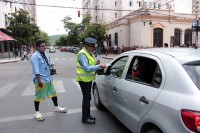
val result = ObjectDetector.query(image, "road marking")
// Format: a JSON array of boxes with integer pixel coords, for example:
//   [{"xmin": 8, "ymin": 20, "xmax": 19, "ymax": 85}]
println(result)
[
  {"xmin": 54, "ymin": 58, "xmax": 59, "ymax": 60},
  {"xmin": 73, "ymin": 79, "xmax": 81, "ymax": 91},
  {"xmin": 0, "ymin": 107, "xmax": 97, "ymax": 123},
  {"xmin": 55, "ymin": 80, "xmax": 65, "ymax": 92},
  {"xmin": 21, "ymin": 82, "xmax": 34, "ymax": 96},
  {"xmin": 0, "ymin": 83, "xmax": 18, "ymax": 97},
  {"xmin": 22, "ymin": 80, "xmax": 65, "ymax": 96}
]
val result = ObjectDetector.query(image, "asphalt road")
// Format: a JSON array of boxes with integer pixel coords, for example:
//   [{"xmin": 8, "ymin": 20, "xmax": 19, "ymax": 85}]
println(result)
[{"xmin": 0, "ymin": 49, "xmax": 131, "ymax": 133}]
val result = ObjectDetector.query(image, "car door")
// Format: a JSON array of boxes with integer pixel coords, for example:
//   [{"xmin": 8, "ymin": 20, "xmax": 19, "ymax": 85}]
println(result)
[
  {"xmin": 112, "ymin": 55, "xmax": 164, "ymax": 132},
  {"xmin": 98, "ymin": 56, "xmax": 130, "ymax": 112}
]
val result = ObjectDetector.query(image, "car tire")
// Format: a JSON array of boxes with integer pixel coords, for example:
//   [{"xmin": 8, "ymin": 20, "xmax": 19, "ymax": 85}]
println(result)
[
  {"xmin": 93, "ymin": 85, "xmax": 103, "ymax": 109},
  {"xmin": 146, "ymin": 128, "xmax": 162, "ymax": 133}
]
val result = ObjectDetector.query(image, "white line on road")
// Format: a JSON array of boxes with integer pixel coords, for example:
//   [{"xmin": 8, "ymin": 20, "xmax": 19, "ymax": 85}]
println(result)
[
  {"xmin": 0, "ymin": 107, "xmax": 97, "ymax": 123},
  {"xmin": 21, "ymin": 82, "xmax": 34, "ymax": 96},
  {"xmin": 73, "ymin": 79, "xmax": 81, "ymax": 91},
  {"xmin": 55, "ymin": 80, "xmax": 65, "ymax": 93},
  {"xmin": 0, "ymin": 83, "xmax": 18, "ymax": 97}
]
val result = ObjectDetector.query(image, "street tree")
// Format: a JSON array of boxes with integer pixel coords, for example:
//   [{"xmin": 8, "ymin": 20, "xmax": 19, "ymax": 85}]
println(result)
[
  {"xmin": 34, "ymin": 31, "xmax": 50, "ymax": 45},
  {"xmin": 7, "ymin": 9, "xmax": 39, "ymax": 56}
]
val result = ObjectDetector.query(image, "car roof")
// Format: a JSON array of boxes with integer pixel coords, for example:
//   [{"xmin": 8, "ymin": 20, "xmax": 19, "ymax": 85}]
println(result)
[{"xmin": 124, "ymin": 48, "xmax": 200, "ymax": 64}]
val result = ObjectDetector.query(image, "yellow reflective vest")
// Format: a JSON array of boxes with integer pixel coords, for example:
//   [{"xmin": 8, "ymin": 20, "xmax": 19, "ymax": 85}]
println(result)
[{"xmin": 76, "ymin": 49, "xmax": 96, "ymax": 82}]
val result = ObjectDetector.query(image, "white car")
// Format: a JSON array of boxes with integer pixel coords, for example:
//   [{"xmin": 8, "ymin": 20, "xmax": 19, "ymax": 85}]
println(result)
[
  {"xmin": 93, "ymin": 48, "xmax": 200, "ymax": 133},
  {"xmin": 49, "ymin": 46, "xmax": 56, "ymax": 53}
]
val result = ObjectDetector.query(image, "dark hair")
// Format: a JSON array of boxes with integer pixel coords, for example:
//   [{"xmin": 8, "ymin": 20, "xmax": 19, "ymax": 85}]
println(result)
[{"xmin": 36, "ymin": 39, "xmax": 45, "ymax": 47}]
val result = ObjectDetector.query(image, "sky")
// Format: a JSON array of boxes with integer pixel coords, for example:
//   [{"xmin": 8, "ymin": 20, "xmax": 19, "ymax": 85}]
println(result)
[
  {"xmin": 36, "ymin": 0, "xmax": 192, "ymax": 36},
  {"xmin": 36, "ymin": 0, "xmax": 82, "ymax": 36},
  {"xmin": 175, "ymin": 0, "xmax": 192, "ymax": 14}
]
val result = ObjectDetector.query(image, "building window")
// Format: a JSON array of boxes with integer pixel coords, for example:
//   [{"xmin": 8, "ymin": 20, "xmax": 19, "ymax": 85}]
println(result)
[
  {"xmin": 158, "ymin": 3, "xmax": 161, "ymax": 9},
  {"xmin": 144, "ymin": 2, "xmax": 147, "ymax": 8},
  {"xmin": 115, "ymin": 13, "xmax": 117, "ymax": 18},
  {"xmin": 102, "ymin": 13, "xmax": 103, "ymax": 19},
  {"xmin": 149, "ymin": 2, "xmax": 152, "ymax": 8},
  {"xmin": 115, "ymin": 1, "xmax": 117, "ymax": 7},
  {"xmin": 129, "ymin": 1, "xmax": 133, "ymax": 7},
  {"xmin": 95, "ymin": 16, "xmax": 97, "ymax": 22},
  {"xmin": 166, "ymin": 3, "xmax": 169, "ymax": 9},
  {"xmin": 153, "ymin": 2, "xmax": 156, "ymax": 8},
  {"xmin": 139, "ymin": 1, "xmax": 142, "ymax": 7}
]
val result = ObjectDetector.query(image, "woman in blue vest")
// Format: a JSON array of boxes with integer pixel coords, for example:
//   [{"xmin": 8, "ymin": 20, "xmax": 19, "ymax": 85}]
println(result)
[{"xmin": 76, "ymin": 37, "xmax": 107, "ymax": 124}]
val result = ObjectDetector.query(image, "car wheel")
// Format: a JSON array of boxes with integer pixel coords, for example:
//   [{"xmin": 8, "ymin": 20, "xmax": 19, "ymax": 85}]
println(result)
[
  {"xmin": 146, "ymin": 129, "xmax": 162, "ymax": 133},
  {"xmin": 93, "ymin": 85, "xmax": 103, "ymax": 109}
]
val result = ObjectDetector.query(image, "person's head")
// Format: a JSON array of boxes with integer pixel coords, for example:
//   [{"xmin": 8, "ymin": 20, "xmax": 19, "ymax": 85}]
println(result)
[
  {"xmin": 84, "ymin": 37, "xmax": 97, "ymax": 53},
  {"xmin": 36, "ymin": 39, "xmax": 46, "ymax": 53},
  {"xmin": 164, "ymin": 43, "xmax": 168, "ymax": 47}
]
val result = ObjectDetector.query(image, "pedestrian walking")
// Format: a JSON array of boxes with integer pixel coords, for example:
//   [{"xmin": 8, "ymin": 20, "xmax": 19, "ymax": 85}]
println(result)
[
  {"xmin": 105, "ymin": 45, "xmax": 108, "ymax": 56},
  {"xmin": 14, "ymin": 47, "xmax": 18, "ymax": 59},
  {"xmin": 121, "ymin": 45, "xmax": 124, "ymax": 53},
  {"xmin": 30, "ymin": 39, "xmax": 67, "ymax": 121},
  {"xmin": 21, "ymin": 50, "xmax": 29, "ymax": 61},
  {"xmin": 114, "ymin": 44, "xmax": 117, "ymax": 54},
  {"xmin": 76, "ymin": 37, "xmax": 107, "ymax": 124}
]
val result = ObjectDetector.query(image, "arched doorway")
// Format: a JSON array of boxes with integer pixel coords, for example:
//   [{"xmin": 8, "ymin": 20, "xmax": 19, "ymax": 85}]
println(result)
[
  {"xmin": 114, "ymin": 32, "xmax": 118, "ymax": 46},
  {"xmin": 184, "ymin": 29, "xmax": 192, "ymax": 46},
  {"xmin": 174, "ymin": 29, "xmax": 181, "ymax": 46},
  {"xmin": 153, "ymin": 28, "xmax": 163, "ymax": 47}
]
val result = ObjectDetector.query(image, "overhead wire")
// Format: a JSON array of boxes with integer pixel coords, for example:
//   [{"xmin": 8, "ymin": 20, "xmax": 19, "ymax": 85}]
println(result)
[{"xmin": 0, "ymin": 0, "xmax": 195, "ymax": 20}]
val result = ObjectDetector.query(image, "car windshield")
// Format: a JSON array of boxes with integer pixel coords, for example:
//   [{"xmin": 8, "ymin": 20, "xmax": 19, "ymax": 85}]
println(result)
[{"xmin": 183, "ymin": 64, "xmax": 200, "ymax": 89}]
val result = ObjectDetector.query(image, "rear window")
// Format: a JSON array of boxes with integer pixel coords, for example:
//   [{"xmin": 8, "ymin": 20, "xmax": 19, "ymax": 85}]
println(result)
[{"xmin": 183, "ymin": 64, "xmax": 200, "ymax": 89}]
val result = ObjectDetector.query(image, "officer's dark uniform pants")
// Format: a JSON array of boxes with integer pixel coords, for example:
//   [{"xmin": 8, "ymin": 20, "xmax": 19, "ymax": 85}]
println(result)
[{"xmin": 78, "ymin": 81, "xmax": 92, "ymax": 120}]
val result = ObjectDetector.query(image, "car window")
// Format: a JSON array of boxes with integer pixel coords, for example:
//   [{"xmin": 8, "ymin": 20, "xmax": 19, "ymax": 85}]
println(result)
[
  {"xmin": 126, "ymin": 56, "xmax": 162, "ymax": 88},
  {"xmin": 183, "ymin": 64, "xmax": 200, "ymax": 89},
  {"xmin": 109, "ymin": 56, "xmax": 129, "ymax": 78}
]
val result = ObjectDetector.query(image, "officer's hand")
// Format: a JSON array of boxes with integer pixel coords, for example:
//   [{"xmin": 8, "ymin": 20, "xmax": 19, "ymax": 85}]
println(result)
[{"xmin": 100, "ymin": 64, "xmax": 107, "ymax": 69}]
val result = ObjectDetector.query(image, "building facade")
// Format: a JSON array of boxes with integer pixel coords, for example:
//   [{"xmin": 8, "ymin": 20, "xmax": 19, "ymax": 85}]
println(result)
[
  {"xmin": 0, "ymin": 0, "xmax": 36, "ymax": 54},
  {"xmin": 82, "ymin": 0, "xmax": 196, "ymax": 53}
]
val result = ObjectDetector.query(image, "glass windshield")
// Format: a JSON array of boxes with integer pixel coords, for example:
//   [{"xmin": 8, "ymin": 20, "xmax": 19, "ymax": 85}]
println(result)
[{"xmin": 183, "ymin": 64, "xmax": 200, "ymax": 89}]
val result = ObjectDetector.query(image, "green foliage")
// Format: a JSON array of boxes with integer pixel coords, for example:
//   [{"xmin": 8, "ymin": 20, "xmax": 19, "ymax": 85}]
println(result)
[
  {"xmin": 7, "ymin": 9, "xmax": 39, "ymax": 45},
  {"xmin": 34, "ymin": 31, "xmax": 50, "ymax": 45},
  {"xmin": 50, "ymin": 34, "xmax": 66, "ymax": 45},
  {"xmin": 62, "ymin": 13, "xmax": 107, "ymax": 47},
  {"xmin": 83, "ymin": 23, "xmax": 107, "ymax": 45}
]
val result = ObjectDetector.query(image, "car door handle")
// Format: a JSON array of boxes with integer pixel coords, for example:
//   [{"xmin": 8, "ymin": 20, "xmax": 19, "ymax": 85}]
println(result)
[
  {"xmin": 139, "ymin": 96, "xmax": 149, "ymax": 104},
  {"xmin": 113, "ymin": 87, "xmax": 117, "ymax": 92}
]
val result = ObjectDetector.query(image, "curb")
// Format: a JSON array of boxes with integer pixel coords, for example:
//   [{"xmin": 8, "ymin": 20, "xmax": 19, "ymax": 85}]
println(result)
[
  {"xmin": 101, "ymin": 56, "xmax": 114, "ymax": 60},
  {"xmin": 0, "ymin": 59, "xmax": 20, "ymax": 64}
]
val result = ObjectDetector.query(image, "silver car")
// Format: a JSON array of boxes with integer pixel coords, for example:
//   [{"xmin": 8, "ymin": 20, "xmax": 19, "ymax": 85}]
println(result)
[{"xmin": 92, "ymin": 48, "xmax": 200, "ymax": 133}]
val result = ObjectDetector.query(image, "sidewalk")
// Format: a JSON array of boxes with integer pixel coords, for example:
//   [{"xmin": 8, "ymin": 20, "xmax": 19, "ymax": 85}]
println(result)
[
  {"xmin": 0, "ymin": 56, "xmax": 21, "ymax": 64},
  {"xmin": 0, "ymin": 53, "xmax": 118, "ymax": 64},
  {"xmin": 100, "ymin": 53, "xmax": 118, "ymax": 60}
]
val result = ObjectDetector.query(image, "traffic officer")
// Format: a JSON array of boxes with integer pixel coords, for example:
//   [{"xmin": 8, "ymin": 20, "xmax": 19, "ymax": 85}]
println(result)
[{"xmin": 76, "ymin": 37, "xmax": 107, "ymax": 124}]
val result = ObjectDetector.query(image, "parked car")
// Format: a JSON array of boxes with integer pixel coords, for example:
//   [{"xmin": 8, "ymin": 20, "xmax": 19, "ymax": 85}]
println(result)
[
  {"xmin": 92, "ymin": 48, "xmax": 200, "ymax": 133},
  {"xmin": 73, "ymin": 47, "xmax": 80, "ymax": 54},
  {"xmin": 60, "ymin": 47, "xmax": 67, "ymax": 52},
  {"xmin": 49, "ymin": 46, "xmax": 56, "ymax": 53}
]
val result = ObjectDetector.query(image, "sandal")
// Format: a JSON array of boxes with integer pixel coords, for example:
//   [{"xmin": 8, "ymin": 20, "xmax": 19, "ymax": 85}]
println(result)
[{"xmin": 35, "ymin": 112, "xmax": 45, "ymax": 121}]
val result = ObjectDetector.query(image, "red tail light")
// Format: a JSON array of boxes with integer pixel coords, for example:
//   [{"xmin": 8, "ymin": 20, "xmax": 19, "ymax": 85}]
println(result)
[{"xmin": 181, "ymin": 110, "xmax": 200, "ymax": 133}]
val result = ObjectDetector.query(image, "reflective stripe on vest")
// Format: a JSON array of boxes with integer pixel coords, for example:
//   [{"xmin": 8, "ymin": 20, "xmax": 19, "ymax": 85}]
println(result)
[{"xmin": 76, "ymin": 49, "xmax": 96, "ymax": 82}]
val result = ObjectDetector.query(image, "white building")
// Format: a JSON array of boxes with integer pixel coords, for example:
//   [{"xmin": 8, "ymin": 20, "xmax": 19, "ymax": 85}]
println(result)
[
  {"xmin": 82, "ymin": 0, "xmax": 196, "ymax": 53},
  {"xmin": 0, "ymin": 0, "xmax": 36, "ymax": 54},
  {"xmin": 0, "ymin": 0, "xmax": 36, "ymax": 28}
]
